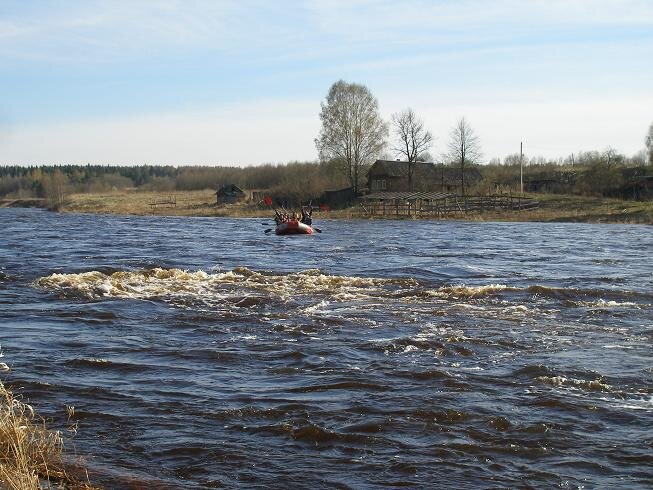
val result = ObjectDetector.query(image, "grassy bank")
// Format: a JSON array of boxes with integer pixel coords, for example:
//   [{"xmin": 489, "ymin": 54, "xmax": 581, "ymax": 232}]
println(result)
[
  {"xmin": 13, "ymin": 189, "xmax": 653, "ymax": 224},
  {"xmin": 0, "ymin": 380, "xmax": 96, "ymax": 489},
  {"xmin": 469, "ymin": 194, "xmax": 653, "ymax": 224}
]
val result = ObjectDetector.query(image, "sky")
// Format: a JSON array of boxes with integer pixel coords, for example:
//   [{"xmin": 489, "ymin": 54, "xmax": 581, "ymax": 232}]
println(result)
[{"xmin": 1, "ymin": 0, "xmax": 652, "ymax": 166}]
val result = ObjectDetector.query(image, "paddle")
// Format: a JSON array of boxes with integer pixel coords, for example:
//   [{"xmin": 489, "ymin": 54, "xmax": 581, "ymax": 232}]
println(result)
[
  {"xmin": 264, "ymin": 228, "xmax": 273, "ymax": 234},
  {"xmin": 313, "ymin": 227, "xmax": 322, "ymax": 233}
]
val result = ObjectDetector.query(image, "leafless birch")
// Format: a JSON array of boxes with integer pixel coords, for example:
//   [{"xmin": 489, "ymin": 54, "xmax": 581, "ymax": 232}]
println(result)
[
  {"xmin": 392, "ymin": 108, "xmax": 433, "ymax": 191},
  {"xmin": 315, "ymin": 80, "xmax": 388, "ymax": 194}
]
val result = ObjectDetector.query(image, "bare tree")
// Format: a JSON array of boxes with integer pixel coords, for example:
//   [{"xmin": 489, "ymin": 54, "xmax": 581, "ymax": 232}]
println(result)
[
  {"xmin": 42, "ymin": 170, "xmax": 69, "ymax": 210},
  {"xmin": 602, "ymin": 146, "xmax": 622, "ymax": 169},
  {"xmin": 315, "ymin": 80, "xmax": 388, "ymax": 194},
  {"xmin": 447, "ymin": 117, "xmax": 482, "ymax": 196},
  {"xmin": 646, "ymin": 122, "xmax": 653, "ymax": 165},
  {"xmin": 391, "ymin": 108, "xmax": 433, "ymax": 191}
]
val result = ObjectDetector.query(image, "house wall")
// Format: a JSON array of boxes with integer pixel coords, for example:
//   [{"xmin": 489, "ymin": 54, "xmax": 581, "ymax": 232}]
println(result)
[
  {"xmin": 368, "ymin": 161, "xmax": 482, "ymax": 195},
  {"xmin": 321, "ymin": 187, "xmax": 356, "ymax": 208},
  {"xmin": 216, "ymin": 193, "xmax": 244, "ymax": 204}
]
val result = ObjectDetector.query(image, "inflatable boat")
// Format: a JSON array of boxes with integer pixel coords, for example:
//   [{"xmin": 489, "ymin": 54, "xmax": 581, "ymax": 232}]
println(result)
[{"xmin": 275, "ymin": 220, "xmax": 314, "ymax": 235}]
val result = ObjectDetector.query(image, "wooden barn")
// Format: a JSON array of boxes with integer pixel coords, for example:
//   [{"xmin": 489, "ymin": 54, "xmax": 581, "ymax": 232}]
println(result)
[
  {"xmin": 216, "ymin": 184, "xmax": 246, "ymax": 204},
  {"xmin": 367, "ymin": 160, "xmax": 482, "ymax": 194}
]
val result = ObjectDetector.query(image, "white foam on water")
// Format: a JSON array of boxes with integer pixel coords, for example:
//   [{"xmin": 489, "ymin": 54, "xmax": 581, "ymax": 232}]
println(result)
[
  {"xmin": 301, "ymin": 300, "xmax": 331, "ymax": 315},
  {"xmin": 426, "ymin": 284, "xmax": 514, "ymax": 299},
  {"xmin": 580, "ymin": 299, "xmax": 643, "ymax": 309},
  {"xmin": 35, "ymin": 267, "xmax": 400, "ymax": 308},
  {"xmin": 611, "ymin": 396, "xmax": 653, "ymax": 411},
  {"xmin": 535, "ymin": 375, "xmax": 613, "ymax": 392}
]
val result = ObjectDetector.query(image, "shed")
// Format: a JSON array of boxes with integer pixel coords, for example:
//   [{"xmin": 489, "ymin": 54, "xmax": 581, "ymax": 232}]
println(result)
[
  {"xmin": 320, "ymin": 187, "xmax": 356, "ymax": 209},
  {"xmin": 216, "ymin": 184, "xmax": 246, "ymax": 204}
]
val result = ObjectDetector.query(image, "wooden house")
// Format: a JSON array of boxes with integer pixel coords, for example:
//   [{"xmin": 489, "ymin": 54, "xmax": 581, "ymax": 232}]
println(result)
[
  {"xmin": 524, "ymin": 169, "xmax": 577, "ymax": 193},
  {"xmin": 216, "ymin": 184, "xmax": 246, "ymax": 204},
  {"xmin": 367, "ymin": 160, "xmax": 482, "ymax": 194}
]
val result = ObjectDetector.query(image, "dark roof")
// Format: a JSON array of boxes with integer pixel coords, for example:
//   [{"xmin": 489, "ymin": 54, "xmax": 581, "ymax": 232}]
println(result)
[
  {"xmin": 370, "ymin": 160, "xmax": 483, "ymax": 184},
  {"xmin": 436, "ymin": 166, "xmax": 483, "ymax": 184},
  {"xmin": 370, "ymin": 160, "xmax": 435, "ymax": 178},
  {"xmin": 363, "ymin": 191, "xmax": 453, "ymax": 201},
  {"xmin": 216, "ymin": 184, "xmax": 245, "ymax": 195}
]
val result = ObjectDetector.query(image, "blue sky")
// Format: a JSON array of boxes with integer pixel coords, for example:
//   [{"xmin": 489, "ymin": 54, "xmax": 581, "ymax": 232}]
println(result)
[{"xmin": 1, "ymin": 0, "xmax": 652, "ymax": 165}]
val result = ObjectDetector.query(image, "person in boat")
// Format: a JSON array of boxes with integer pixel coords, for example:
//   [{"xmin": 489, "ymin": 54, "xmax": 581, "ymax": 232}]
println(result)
[
  {"xmin": 300, "ymin": 205, "xmax": 313, "ymax": 226},
  {"xmin": 274, "ymin": 210, "xmax": 289, "ymax": 225}
]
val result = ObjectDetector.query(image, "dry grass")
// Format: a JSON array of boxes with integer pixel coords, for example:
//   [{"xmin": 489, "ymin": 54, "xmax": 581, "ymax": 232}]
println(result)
[
  {"xmin": 476, "ymin": 194, "xmax": 653, "ymax": 224},
  {"xmin": 62, "ymin": 189, "xmax": 265, "ymax": 217},
  {"xmin": 59, "ymin": 189, "xmax": 653, "ymax": 224},
  {"xmin": 0, "ymin": 381, "xmax": 97, "ymax": 489}
]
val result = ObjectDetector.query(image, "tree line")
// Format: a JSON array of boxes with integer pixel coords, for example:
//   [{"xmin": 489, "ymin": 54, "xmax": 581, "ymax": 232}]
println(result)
[
  {"xmin": 0, "ymin": 162, "xmax": 349, "ymax": 207},
  {"xmin": 1, "ymin": 81, "xmax": 651, "ymax": 205},
  {"xmin": 1, "ymin": 148, "xmax": 649, "ymax": 207}
]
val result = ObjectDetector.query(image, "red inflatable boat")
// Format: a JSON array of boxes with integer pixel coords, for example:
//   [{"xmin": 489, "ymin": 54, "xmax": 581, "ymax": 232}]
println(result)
[{"xmin": 275, "ymin": 220, "xmax": 314, "ymax": 235}]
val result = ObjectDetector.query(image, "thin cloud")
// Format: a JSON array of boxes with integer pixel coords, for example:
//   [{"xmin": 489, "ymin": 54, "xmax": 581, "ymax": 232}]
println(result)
[
  {"xmin": 1, "ymin": 0, "xmax": 651, "ymax": 164},
  {"xmin": 2, "ymin": 0, "xmax": 652, "ymax": 63}
]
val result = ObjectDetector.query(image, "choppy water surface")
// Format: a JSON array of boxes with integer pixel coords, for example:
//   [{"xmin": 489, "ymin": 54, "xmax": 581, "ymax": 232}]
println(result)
[{"xmin": 1, "ymin": 208, "xmax": 652, "ymax": 488}]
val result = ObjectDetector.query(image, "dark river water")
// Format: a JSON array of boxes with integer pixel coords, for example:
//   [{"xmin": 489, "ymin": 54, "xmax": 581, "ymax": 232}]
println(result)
[{"xmin": 1, "ymin": 208, "xmax": 652, "ymax": 489}]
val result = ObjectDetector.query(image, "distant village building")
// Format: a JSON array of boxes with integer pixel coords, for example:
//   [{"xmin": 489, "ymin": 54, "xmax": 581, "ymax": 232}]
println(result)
[
  {"xmin": 215, "ymin": 184, "xmax": 246, "ymax": 204},
  {"xmin": 618, "ymin": 168, "xmax": 653, "ymax": 200},
  {"xmin": 524, "ymin": 169, "xmax": 578, "ymax": 193},
  {"xmin": 367, "ymin": 160, "xmax": 482, "ymax": 194},
  {"xmin": 320, "ymin": 187, "xmax": 357, "ymax": 209},
  {"xmin": 623, "ymin": 175, "xmax": 653, "ymax": 200}
]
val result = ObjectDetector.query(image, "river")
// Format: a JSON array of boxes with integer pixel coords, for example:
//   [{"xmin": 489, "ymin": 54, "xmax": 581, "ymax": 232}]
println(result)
[{"xmin": 1, "ymin": 208, "xmax": 651, "ymax": 488}]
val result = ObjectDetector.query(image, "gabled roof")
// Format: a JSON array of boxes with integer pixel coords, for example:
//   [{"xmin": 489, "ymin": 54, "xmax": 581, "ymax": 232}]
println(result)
[
  {"xmin": 216, "ymin": 183, "xmax": 245, "ymax": 195},
  {"xmin": 370, "ymin": 160, "xmax": 483, "ymax": 184},
  {"xmin": 370, "ymin": 160, "xmax": 435, "ymax": 177}
]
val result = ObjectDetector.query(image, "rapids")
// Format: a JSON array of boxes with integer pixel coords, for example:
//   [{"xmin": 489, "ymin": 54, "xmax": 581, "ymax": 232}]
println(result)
[{"xmin": 1, "ymin": 208, "xmax": 652, "ymax": 488}]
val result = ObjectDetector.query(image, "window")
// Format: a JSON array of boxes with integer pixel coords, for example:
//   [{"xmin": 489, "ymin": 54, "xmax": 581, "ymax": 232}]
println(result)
[{"xmin": 372, "ymin": 179, "xmax": 386, "ymax": 190}]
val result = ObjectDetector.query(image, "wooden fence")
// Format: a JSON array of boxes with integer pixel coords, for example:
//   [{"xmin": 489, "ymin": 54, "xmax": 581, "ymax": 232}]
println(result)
[
  {"xmin": 361, "ymin": 194, "xmax": 539, "ymax": 218},
  {"xmin": 148, "ymin": 195, "xmax": 177, "ymax": 209}
]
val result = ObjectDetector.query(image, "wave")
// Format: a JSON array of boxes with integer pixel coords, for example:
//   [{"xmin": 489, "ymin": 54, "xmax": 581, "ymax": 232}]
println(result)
[
  {"xmin": 34, "ymin": 267, "xmax": 404, "ymax": 302},
  {"xmin": 535, "ymin": 375, "xmax": 613, "ymax": 392},
  {"xmin": 34, "ymin": 268, "xmax": 650, "ymax": 313},
  {"xmin": 427, "ymin": 284, "xmax": 514, "ymax": 299},
  {"xmin": 288, "ymin": 381, "xmax": 388, "ymax": 393},
  {"xmin": 427, "ymin": 283, "xmax": 651, "ymax": 303},
  {"xmin": 63, "ymin": 358, "xmax": 149, "ymax": 373}
]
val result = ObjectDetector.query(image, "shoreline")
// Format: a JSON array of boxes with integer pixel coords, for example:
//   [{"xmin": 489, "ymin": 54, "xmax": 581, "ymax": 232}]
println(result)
[{"xmin": 2, "ymin": 190, "xmax": 652, "ymax": 224}]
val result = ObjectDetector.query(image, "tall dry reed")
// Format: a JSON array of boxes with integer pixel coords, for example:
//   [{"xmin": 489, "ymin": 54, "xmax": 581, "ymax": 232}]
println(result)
[{"xmin": 0, "ymin": 380, "xmax": 96, "ymax": 489}]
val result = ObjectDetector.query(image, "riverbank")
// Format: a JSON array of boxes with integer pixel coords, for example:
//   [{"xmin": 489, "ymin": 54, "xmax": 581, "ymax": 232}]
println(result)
[
  {"xmin": 0, "ymin": 198, "xmax": 46, "ymax": 208},
  {"xmin": 0, "ymin": 380, "xmax": 96, "ymax": 489},
  {"xmin": 470, "ymin": 193, "xmax": 653, "ymax": 224},
  {"xmin": 3, "ymin": 189, "xmax": 652, "ymax": 224}
]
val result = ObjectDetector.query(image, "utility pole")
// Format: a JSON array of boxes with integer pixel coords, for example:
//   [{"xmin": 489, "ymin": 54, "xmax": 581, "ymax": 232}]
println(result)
[{"xmin": 520, "ymin": 141, "xmax": 524, "ymax": 195}]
